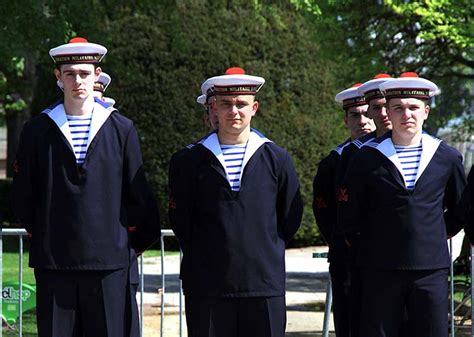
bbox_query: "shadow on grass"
[3,309,37,337]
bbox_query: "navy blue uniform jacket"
[12,99,160,270]
[168,130,303,298]
[312,139,350,261]
[340,132,470,270]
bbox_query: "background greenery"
[1,0,473,246]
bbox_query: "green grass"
[143,249,180,258]
[3,310,38,337]
[2,251,35,285]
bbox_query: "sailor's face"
[214,95,258,135]
[55,64,100,100]
[344,104,375,139]
[387,97,429,139]
[368,97,392,132]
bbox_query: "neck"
[392,131,422,146]
[64,95,95,116]
[218,127,251,145]
[376,128,390,138]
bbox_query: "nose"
[230,104,239,114]
[359,115,370,125]
[401,109,411,119]
[73,74,81,86]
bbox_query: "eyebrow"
[63,70,92,74]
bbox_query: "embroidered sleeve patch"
[336,188,349,202]
[314,197,327,209]
[168,193,177,210]
[13,160,19,174]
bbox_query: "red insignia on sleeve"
[314,197,327,209]
[13,160,19,174]
[128,226,137,232]
[336,188,349,202]
[168,195,177,210]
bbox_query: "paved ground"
[139,246,335,336]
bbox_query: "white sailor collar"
[200,129,272,182]
[44,100,112,153]
[332,138,352,155]
[366,132,441,186]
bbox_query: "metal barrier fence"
[159,229,184,337]
[1,228,28,337]
[0,228,184,337]
[3,229,474,337]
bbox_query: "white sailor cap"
[196,94,207,105]
[357,73,392,101]
[94,72,111,93]
[200,67,265,100]
[335,83,367,109]
[103,97,116,107]
[49,37,107,65]
[379,72,440,99]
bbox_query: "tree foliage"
[309,0,474,132]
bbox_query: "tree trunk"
[6,108,27,178]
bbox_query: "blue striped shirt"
[221,143,247,191]
[67,113,92,165]
[394,143,423,190]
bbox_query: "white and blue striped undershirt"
[394,142,423,190]
[221,143,247,191]
[67,112,92,165]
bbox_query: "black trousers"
[329,261,351,337]
[360,268,448,337]
[35,268,132,337]
[129,256,140,337]
[185,295,286,337]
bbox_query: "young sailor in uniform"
[312,82,374,337]
[12,37,160,337]
[169,67,303,337]
[341,72,472,337]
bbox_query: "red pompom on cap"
[225,67,246,75]
[351,83,363,88]
[69,37,89,43]
[374,73,392,79]
[400,72,419,78]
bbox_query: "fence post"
[471,245,474,337]
[1,232,3,337]
[449,238,455,337]
[18,235,23,337]
[322,276,332,337]
[140,254,144,337]
[160,233,165,337]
